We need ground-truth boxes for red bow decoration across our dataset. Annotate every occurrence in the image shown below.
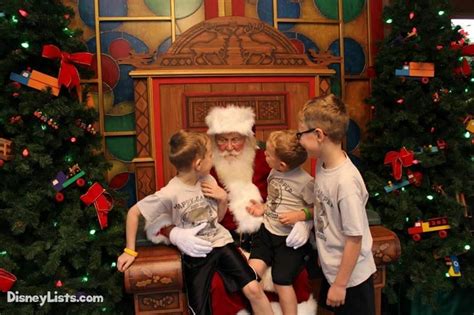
[384,147,414,180]
[80,182,113,229]
[0,268,16,292]
[452,44,474,77]
[42,44,93,91]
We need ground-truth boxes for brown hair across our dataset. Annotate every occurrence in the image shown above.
[267,130,307,170]
[298,94,349,143]
[169,130,209,172]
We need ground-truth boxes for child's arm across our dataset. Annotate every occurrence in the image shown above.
[201,180,228,221]
[245,199,265,217]
[279,206,313,225]
[117,205,141,272]
[326,235,362,307]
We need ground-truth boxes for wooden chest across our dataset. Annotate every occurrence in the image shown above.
[124,245,188,314]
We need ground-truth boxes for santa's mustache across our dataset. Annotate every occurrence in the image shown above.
[218,150,241,157]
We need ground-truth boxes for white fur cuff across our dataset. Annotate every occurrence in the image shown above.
[227,182,263,233]
[144,214,172,245]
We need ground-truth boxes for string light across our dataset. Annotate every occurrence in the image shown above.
[20,42,29,49]
[385,18,393,24]
[465,245,471,251]
[11,16,18,23]
[89,229,96,235]
[464,132,471,139]
[445,272,450,277]
[41,125,47,131]
[81,276,89,283]
[405,217,410,222]
[111,262,116,268]
[0,251,7,256]
[426,195,434,200]
[438,11,445,16]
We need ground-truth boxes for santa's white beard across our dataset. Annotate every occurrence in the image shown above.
[212,142,256,188]
[212,140,263,233]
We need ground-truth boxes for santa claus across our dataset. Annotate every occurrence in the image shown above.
[146,105,316,314]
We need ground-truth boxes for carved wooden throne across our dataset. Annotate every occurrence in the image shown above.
[123,16,401,315]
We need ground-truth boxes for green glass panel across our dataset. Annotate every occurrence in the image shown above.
[313,0,365,22]
[106,137,136,162]
[104,113,135,132]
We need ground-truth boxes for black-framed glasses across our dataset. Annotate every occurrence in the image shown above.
[296,128,315,140]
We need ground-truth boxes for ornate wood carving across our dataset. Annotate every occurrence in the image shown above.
[134,79,151,158]
[137,16,329,69]
[184,93,287,129]
[135,164,155,201]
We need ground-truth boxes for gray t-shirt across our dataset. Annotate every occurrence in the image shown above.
[263,168,314,236]
[137,175,233,248]
[314,155,376,287]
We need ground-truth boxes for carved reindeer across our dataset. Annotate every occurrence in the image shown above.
[188,24,232,65]
[238,23,277,65]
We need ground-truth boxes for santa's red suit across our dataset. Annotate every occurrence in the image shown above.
[210,149,316,315]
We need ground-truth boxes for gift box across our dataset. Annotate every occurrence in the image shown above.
[10,70,60,96]
[0,138,13,161]
[408,62,435,77]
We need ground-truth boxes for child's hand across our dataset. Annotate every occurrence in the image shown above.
[201,181,227,202]
[279,210,306,225]
[246,199,265,216]
[117,252,136,272]
[327,283,346,308]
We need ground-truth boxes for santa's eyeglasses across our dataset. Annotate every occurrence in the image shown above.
[215,136,245,146]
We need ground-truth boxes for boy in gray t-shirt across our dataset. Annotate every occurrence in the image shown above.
[246,130,314,315]
[117,130,273,315]
[297,94,376,315]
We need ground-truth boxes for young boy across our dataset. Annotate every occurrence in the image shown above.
[297,94,376,315]
[117,130,273,315]
[246,130,314,315]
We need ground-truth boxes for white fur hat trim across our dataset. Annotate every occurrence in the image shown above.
[206,105,255,136]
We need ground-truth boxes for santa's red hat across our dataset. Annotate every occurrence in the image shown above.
[206,106,255,136]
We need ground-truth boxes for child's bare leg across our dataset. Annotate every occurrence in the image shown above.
[242,280,274,315]
[248,258,267,278]
[275,284,297,315]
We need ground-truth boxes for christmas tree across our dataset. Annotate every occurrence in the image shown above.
[0,1,126,314]
[361,0,474,312]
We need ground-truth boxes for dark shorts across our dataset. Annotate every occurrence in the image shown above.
[319,274,375,315]
[249,224,311,285]
[182,243,257,315]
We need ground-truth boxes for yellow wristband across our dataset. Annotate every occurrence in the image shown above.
[124,248,138,257]
[302,207,312,220]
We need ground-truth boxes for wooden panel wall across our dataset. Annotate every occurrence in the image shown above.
[158,81,310,184]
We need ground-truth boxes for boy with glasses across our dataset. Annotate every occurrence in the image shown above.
[298,94,376,315]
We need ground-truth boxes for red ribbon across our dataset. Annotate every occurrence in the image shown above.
[80,182,113,229]
[384,147,414,180]
[42,44,93,90]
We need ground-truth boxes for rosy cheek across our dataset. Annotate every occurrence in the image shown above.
[233,142,245,152]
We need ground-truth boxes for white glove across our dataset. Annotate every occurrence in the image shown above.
[286,221,314,249]
[169,223,213,257]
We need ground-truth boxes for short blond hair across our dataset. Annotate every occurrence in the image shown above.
[169,130,209,171]
[298,94,349,143]
[267,130,307,170]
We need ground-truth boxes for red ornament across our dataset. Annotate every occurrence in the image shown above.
[407,170,423,187]
[409,12,415,19]
[396,98,404,104]
[18,9,28,17]
[70,137,77,143]
[0,268,17,292]
[55,192,64,203]
[55,280,63,287]
[436,45,443,50]
[22,148,29,157]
